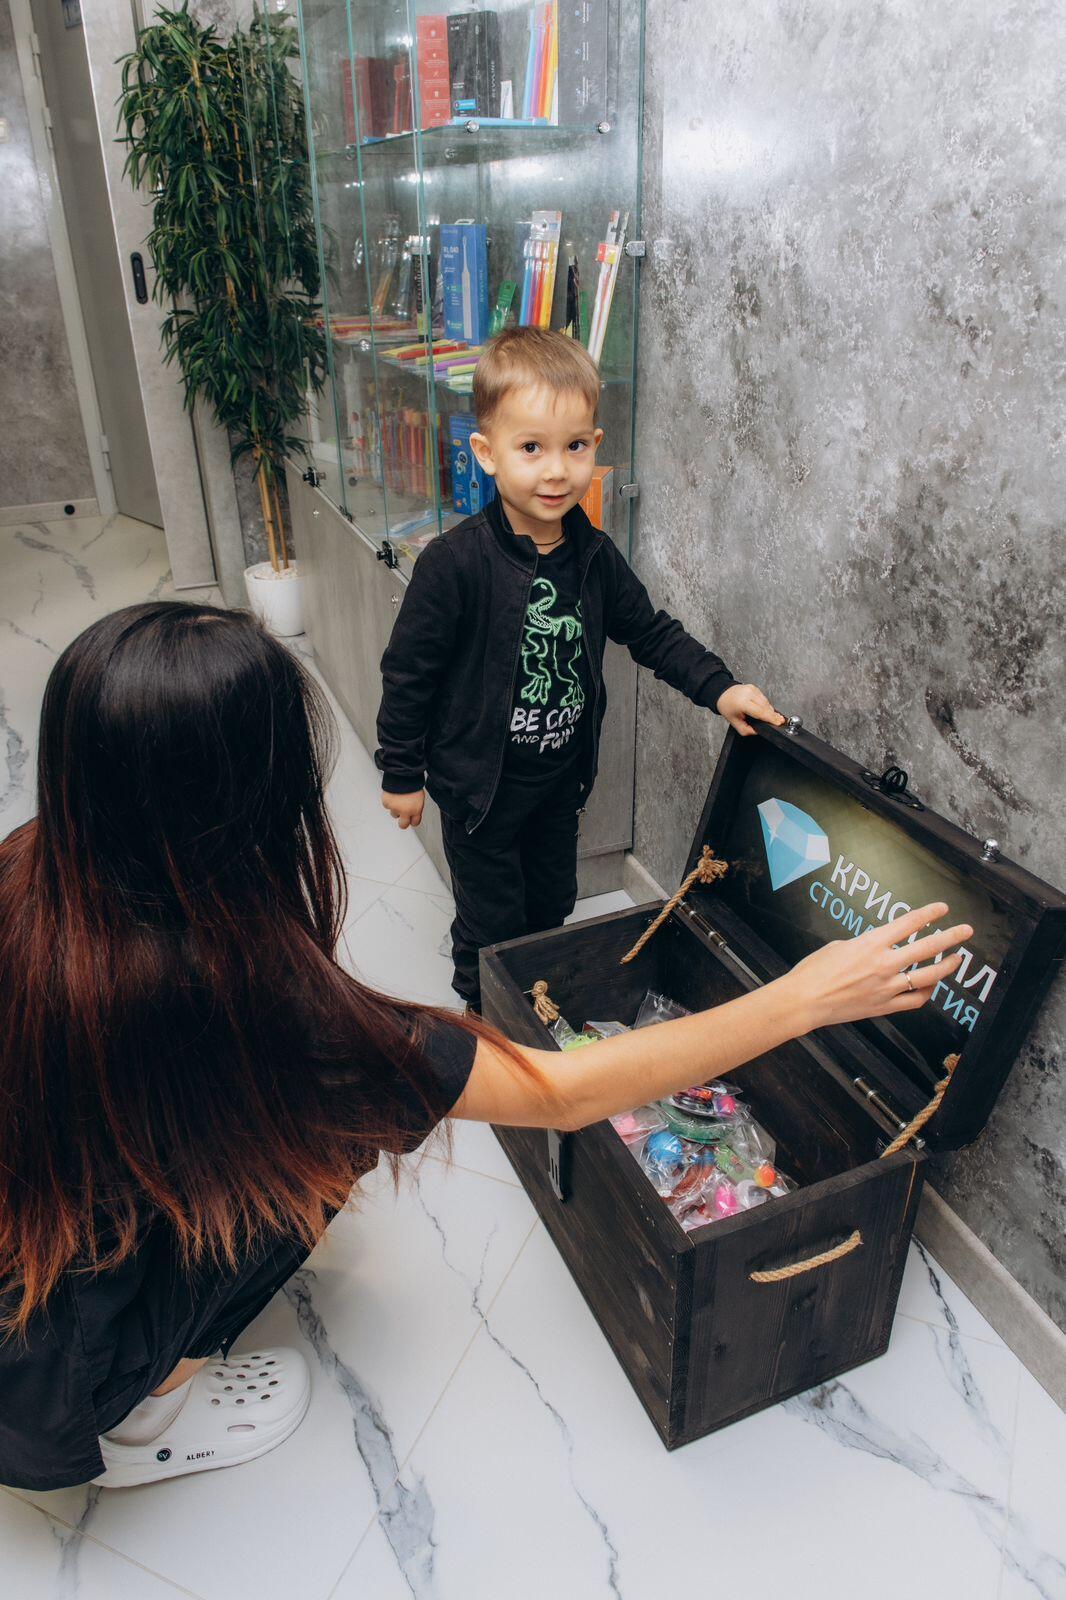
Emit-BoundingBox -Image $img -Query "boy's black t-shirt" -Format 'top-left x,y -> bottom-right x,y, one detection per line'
504,532 -> 590,780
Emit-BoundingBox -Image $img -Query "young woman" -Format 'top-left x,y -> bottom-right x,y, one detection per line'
0,602 -> 969,1491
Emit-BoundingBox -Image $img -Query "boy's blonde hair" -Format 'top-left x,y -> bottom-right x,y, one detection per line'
473,327 -> 601,428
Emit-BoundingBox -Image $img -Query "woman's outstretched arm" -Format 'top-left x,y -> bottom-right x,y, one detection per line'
452,903 -> 970,1131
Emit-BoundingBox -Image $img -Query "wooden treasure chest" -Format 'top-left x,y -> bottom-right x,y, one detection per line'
480,719 -> 1066,1448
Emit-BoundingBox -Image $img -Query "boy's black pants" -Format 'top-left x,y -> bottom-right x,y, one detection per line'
441,772 -> 583,1008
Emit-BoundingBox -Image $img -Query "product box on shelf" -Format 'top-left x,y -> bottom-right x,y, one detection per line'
440,223 -> 490,344
448,9 -> 501,118
578,463 -> 613,533
342,56 -> 392,143
388,49 -> 412,136
416,15 -> 451,127
557,0 -> 611,126
449,413 -> 495,515
480,719 -> 1066,1448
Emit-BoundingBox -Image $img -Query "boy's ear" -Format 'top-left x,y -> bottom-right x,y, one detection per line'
469,431 -> 496,476
592,426 -> 605,451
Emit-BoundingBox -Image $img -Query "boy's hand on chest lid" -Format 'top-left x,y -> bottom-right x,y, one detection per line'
716,683 -> 786,737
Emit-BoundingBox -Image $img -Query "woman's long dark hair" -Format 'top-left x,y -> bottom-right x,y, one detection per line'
0,602 -> 513,1335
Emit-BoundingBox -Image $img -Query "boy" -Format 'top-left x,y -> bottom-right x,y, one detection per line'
377,327 -> 782,1011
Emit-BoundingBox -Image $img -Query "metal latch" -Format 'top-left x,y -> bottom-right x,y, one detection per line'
860,764 -> 925,812
619,482 -> 639,501
624,239 -> 646,258
546,1129 -> 570,1202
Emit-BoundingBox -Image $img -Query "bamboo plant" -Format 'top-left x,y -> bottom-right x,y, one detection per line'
118,3 -> 327,571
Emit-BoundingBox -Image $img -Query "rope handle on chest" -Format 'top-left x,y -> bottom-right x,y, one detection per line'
619,846 -> 728,965
879,1052 -> 960,1158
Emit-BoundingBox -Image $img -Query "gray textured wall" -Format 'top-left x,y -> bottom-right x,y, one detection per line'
0,0 -> 93,509
631,0 -> 1065,1327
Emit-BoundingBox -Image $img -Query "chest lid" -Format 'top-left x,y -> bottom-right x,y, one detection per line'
683,719 -> 1066,1151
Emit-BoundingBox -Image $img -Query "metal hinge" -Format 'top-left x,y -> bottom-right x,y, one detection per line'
619,481 -> 639,501
624,239 -> 646,258
99,434 -> 112,471
376,540 -> 399,570
302,466 -> 321,488
29,29 -> 43,77
679,903 -> 764,988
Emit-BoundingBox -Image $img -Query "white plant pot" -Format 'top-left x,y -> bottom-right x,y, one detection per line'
244,561 -> 304,637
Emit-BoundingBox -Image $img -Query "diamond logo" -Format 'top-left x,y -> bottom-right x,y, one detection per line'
757,798 -> 830,892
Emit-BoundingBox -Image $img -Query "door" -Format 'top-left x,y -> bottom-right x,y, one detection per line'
29,0 -> 162,527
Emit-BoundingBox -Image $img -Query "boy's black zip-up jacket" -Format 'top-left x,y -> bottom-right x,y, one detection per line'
375,497 -> 735,832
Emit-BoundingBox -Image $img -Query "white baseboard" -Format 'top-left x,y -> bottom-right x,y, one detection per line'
0,498 -> 99,526
623,849 -> 1065,1412
623,852 -> 666,905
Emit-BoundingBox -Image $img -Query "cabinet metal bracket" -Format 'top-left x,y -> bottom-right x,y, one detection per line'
376,540 -> 399,570
624,239 -> 646,258
302,467 -> 321,488
546,1129 -> 570,1202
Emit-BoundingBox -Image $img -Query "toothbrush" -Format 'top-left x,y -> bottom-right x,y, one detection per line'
461,232 -> 473,341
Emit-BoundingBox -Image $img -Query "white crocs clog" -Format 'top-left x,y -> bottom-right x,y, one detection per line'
94,1348 -> 311,1488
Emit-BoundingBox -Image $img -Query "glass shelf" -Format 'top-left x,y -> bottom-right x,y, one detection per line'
315,122 -> 605,180
292,0 -> 645,565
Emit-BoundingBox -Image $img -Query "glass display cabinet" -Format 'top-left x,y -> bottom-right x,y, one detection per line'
285,0 -> 646,890
296,0 -> 644,568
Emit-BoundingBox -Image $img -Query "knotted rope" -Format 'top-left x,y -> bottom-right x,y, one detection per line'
531,979 -> 560,1025
749,1229 -> 863,1283
879,1052 -> 960,1158
620,846 -> 729,965
749,1053 -> 961,1283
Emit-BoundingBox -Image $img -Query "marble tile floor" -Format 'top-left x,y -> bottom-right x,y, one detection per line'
1,515 -> 1064,1600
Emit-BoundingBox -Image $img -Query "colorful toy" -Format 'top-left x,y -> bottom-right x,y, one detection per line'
713,1141 -> 781,1191
610,1105 -> 665,1145
603,1001 -> 796,1226
644,1131 -> 687,1172
659,1101 -> 732,1144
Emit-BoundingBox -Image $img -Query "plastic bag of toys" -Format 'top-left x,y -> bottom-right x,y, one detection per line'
636,1128 -> 702,1197
586,1020 -> 630,1040
549,1014 -> 598,1051
659,1081 -> 754,1144
630,1117 -> 796,1229
609,1104 -> 667,1145
633,990 -> 691,1029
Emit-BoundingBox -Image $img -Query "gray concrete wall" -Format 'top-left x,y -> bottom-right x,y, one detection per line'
631,0 -> 1065,1328
0,0 -> 93,509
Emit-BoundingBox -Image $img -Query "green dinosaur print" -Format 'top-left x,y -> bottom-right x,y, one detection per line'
518,577 -> 586,711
